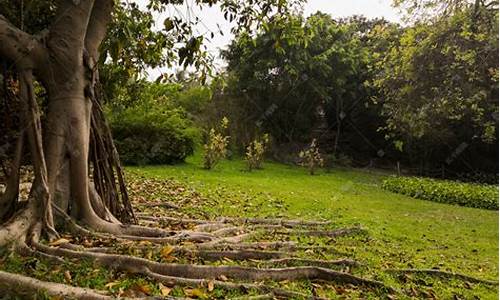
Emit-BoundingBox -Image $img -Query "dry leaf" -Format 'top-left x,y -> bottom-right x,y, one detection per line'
207,280 -> 214,292
136,284 -> 151,295
218,275 -> 228,281
104,281 -> 120,289
159,283 -> 171,296
184,288 -> 207,298
48,238 -> 71,247
63,270 -> 72,283
160,245 -> 175,259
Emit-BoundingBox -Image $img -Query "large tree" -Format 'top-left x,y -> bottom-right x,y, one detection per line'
0,0 -> 390,298
375,0 -> 498,173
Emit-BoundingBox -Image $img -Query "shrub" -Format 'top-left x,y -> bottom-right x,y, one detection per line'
245,134 -> 270,171
382,176 -> 499,210
299,139 -> 324,175
108,105 -> 199,165
203,117 -> 230,170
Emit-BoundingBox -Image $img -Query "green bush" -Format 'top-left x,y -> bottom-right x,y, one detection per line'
108,104 -> 199,166
203,117 -> 230,170
382,176 -> 498,210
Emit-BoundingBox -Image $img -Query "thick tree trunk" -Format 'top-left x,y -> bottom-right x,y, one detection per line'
0,0 -> 137,243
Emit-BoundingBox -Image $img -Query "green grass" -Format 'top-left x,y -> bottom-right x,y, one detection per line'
128,153 -> 499,299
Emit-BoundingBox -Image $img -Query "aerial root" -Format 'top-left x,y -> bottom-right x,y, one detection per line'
387,268 -> 498,285
0,270 -> 111,300
33,241 -> 391,298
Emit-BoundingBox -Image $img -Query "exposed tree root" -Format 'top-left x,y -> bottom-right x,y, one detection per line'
33,241 -> 392,296
0,270 -> 112,300
196,240 -> 342,253
0,201 -> 37,247
387,268 -> 498,285
54,204 -> 219,244
142,270 -> 331,300
180,249 -> 289,260
137,214 -> 332,229
252,258 -> 359,268
215,216 -> 332,227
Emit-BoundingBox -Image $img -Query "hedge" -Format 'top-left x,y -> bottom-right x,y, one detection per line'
382,176 -> 498,210
108,105 -> 199,165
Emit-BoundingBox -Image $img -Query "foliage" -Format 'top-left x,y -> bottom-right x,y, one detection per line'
203,117 -> 230,170
107,83 -> 200,165
98,0 -> 305,101
372,5 -> 498,162
382,176 -> 499,210
221,13 -> 379,145
299,139 -> 324,175
245,134 -> 270,171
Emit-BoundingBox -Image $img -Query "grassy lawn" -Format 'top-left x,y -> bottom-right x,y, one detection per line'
128,154 -> 499,299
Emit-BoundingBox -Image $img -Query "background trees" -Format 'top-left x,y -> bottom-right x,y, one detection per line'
373,2 -> 498,176
219,13 -> 387,161
1,0 -> 497,188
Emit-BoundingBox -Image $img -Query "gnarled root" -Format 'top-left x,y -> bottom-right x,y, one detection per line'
138,214 -> 331,229
0,270 -> 111,300
33,242 -> 391,297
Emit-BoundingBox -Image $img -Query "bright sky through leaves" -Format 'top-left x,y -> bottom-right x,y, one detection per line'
137,0 -> 401,78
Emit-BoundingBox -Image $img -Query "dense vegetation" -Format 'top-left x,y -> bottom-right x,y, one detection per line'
215,5 -> 498,178
106,83 -> 200,165
99,1 -> 498,183
382,176 -> 499,210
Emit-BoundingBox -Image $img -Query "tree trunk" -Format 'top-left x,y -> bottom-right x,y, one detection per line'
0,0 -> 136,244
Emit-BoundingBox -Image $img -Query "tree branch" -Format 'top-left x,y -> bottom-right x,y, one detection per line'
85,0 -> 114,61
48,0 -> 96,59
0,15 -> 46,69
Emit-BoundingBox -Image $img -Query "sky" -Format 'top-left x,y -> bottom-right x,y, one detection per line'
137,0 -> 402,78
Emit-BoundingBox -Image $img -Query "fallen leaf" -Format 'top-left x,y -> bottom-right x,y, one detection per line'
63,270 -> 72,283
104,281 -> 120,289
159,283 -> 171,296
49,238 -> 71,247
184,288 -> 207,298
136,284 -> 151,295
161,245 -> 175,259
218,275 -> 228,281
207,280 -> 214,292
